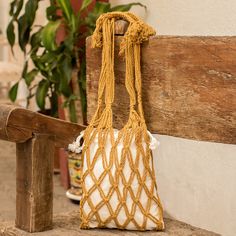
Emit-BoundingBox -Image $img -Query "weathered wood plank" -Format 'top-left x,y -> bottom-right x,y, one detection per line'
0,104 -> 85,147
86,36 -> 236,144
0,211 -> 219,236
15,134 -> 54,232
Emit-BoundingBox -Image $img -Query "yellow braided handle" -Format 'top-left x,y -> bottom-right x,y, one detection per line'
89,12 -> 156,129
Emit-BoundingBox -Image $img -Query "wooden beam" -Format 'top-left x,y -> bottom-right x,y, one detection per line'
15,134 -> 54,232
0,104 -> 18,141
86,36 -> 236,144
0,104 -> 85,147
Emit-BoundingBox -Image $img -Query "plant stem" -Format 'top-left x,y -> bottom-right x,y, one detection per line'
69,99 -> 77,123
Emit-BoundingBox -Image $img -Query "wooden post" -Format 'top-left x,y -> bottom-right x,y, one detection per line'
0,104 -> 85,232
15,134 -> 55,232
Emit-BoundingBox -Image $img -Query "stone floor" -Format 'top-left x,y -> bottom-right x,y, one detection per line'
0,140 -> 220,235
0,140 -> 76,222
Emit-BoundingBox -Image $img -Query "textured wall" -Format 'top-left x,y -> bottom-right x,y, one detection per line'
111,0 -> 236,36
109,1 -> 236,236
0,0 -> 49,109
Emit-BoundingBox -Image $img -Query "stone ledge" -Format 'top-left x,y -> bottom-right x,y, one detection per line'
0,211 -> 219,236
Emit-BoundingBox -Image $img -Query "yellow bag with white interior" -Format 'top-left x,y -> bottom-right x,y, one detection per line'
69,12 -> 164,231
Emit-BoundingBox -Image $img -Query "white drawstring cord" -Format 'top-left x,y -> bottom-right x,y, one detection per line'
68,130 -> 84,153
68,130 -> 159,152
147,131 -> 160,150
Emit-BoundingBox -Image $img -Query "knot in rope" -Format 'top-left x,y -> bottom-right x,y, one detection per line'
91,12 -> 156,55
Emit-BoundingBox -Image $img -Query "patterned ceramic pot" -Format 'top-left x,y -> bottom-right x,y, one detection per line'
66,151 -> 82,201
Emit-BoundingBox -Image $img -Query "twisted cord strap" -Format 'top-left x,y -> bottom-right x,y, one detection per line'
88,12 -> 156,130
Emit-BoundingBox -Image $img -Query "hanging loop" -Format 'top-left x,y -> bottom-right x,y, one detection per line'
89,12 -> 156,129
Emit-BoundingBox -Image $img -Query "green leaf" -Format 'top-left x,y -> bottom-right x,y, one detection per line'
40,51 -> 57,64
64,32 -> 74,51
14,0 -> 24,18
36,80 -> 50,110
59,78 -> 71,97
85,2 -> 111,32
21,61 -> 28,78
80,0 -> 93,12
56,0 -> 73,22
9,0 -> 17,16
41,20 -> 61,51
14,0 -> 37,52
68,99 -> 77,123
25,0 -> 38,26
110,2 -> 146,12
6,20 -> 15,48
46,5 -> 59,21
71,14 -> 77,33
51,68 -> 60,83
9,0 -> 24,18
30,28 -> 42,49
8,82 -> 19,102
24,69 -> 38,86
49,90 -> 58,117
92,2 -> 111,15
58,56 -> 72,97
56,0 -> 77,32
60,56 -> 72,83
31,54 -> 46,72
18,15 -> 30,52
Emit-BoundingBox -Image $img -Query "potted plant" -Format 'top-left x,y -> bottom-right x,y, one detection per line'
6,0 -> 145,199
7,0 -> 145,122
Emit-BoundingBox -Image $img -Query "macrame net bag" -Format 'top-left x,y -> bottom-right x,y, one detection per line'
74,12 -> 164,230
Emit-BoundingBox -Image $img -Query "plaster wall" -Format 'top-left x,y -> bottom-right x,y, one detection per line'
110,1 -> 236,235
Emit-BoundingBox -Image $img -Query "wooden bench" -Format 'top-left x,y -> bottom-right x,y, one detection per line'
86,35 -> 236,144
0,23 -> 235,234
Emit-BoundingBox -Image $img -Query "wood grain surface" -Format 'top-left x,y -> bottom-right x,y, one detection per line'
15,134 -> 54,232
0,104 -> 85,147
86,36 -> 236,144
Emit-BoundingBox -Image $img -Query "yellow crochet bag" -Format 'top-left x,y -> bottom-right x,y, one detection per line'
79,12 -> 164,231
